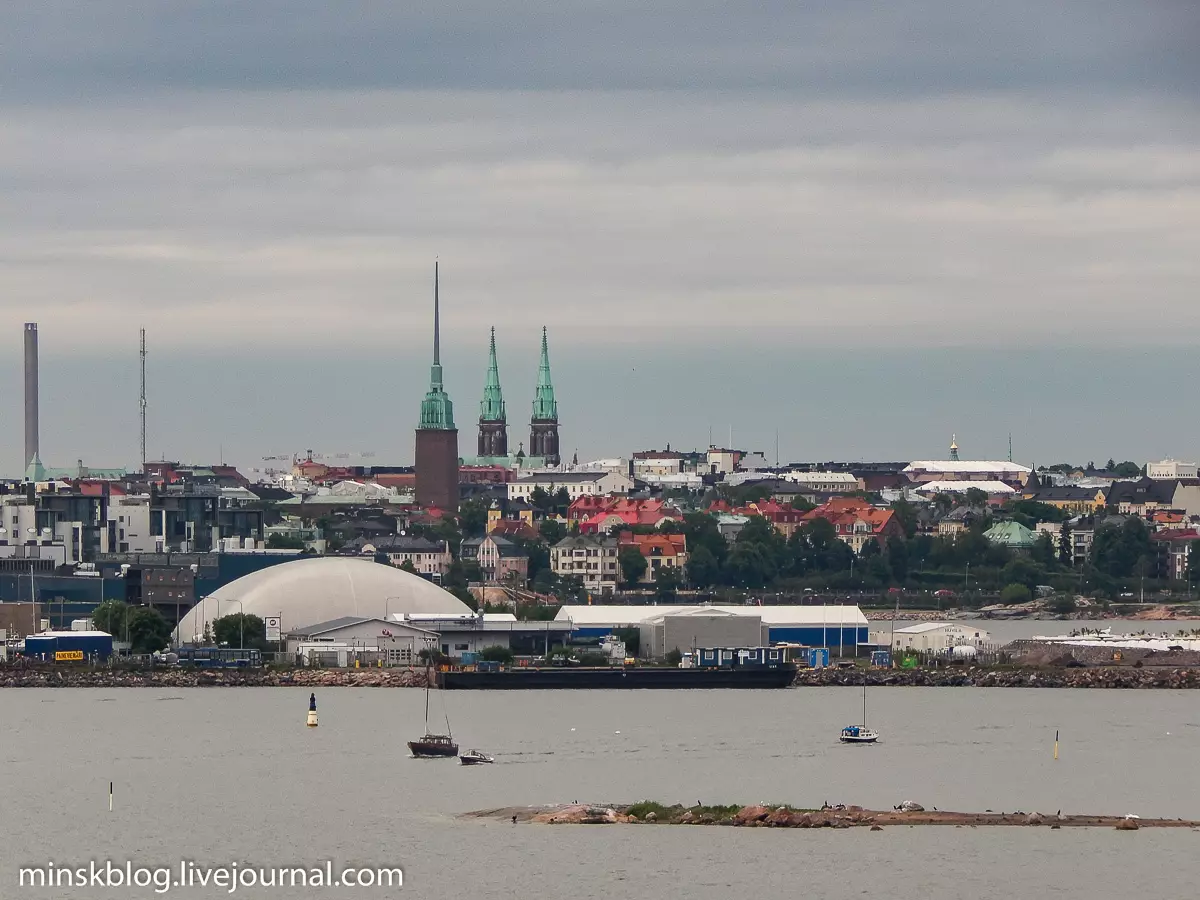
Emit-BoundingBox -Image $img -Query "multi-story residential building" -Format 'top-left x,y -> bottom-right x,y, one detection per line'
782,471 -> 864,493
570,497 -> 682,534
476,535 -> 529,584
801,498 -> 904,553
507,471 -> 633,502
616,532 -> 688,583
551,536 -> 619,594
1105,478 -> 1181,516
1148,459 -> 1198,480
360,535 -> 451,577
631,451 -> 684,480
1024,486 -> 1108,514
1151,528 -> 1198,581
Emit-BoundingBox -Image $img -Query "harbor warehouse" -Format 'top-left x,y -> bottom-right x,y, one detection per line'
555,605 -> 868,656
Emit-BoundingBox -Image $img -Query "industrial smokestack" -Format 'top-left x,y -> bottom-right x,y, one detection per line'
23,322 -> 38,470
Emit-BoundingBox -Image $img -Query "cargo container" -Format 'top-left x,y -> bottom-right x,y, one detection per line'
23,631 -> 113,660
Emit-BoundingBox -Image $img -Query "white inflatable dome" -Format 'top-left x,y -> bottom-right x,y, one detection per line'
173,556 -> 472,642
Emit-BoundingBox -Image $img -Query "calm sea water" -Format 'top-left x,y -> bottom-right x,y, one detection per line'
2,687 -> 1198,899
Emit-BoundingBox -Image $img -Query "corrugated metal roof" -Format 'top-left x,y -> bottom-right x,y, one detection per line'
553,604 -> 867,627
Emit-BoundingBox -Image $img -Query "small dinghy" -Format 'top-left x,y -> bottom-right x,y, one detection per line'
459,749 -> 495,765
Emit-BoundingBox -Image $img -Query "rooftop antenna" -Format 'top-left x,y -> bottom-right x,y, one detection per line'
775,429 -> 780,467
1008,433 -> 1013,463
139,328 -> 147,472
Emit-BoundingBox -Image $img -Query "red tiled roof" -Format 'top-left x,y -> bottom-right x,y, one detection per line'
618,532 -> 687,557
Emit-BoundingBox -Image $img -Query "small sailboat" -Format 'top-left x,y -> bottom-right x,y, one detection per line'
409,663 -> 458,758
840,683 -> 878,744
459,749 -> 495,765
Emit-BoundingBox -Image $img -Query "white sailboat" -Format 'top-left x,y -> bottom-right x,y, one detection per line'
840,683 -> 878,744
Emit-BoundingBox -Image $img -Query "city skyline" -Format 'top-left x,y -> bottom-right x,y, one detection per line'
1,2 -> 1196,470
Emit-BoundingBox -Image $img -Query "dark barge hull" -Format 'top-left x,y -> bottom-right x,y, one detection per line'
441,664 -> 797,690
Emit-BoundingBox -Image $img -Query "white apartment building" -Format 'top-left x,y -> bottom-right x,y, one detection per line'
508,471 -> 633,502
1147,459 -> 1199,479
783,471 -> 864,493
550,536 -> 619,594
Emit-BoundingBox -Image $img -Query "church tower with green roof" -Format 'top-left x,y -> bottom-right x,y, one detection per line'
528,327 -> 560,466
414,262 -> 460,509
477,327 -> 508,457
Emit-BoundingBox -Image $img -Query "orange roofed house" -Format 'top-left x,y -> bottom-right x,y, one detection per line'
706,499 -> 807,539
572,497 -> 682,534
616,532 -> 688,584
801,498 -> 904,553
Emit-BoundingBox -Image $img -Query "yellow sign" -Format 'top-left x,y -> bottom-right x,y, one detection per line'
55,650 -> 84,661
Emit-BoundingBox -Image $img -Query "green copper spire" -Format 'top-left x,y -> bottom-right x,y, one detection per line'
418,261 -> 455,430
479,327 -> 506,422
531,326 -> 557,421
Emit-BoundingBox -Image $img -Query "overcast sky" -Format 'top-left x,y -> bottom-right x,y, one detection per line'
2,2 -> 1198,473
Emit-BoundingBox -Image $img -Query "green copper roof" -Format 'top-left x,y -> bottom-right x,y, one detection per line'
531,327 -> 557,421
418,261 -> 456,430
479,327 -> 506,422
24,451 -> 45,483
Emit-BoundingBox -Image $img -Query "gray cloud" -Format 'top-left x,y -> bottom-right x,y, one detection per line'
3,2 -> 1197,96
0,2 -> 1197,466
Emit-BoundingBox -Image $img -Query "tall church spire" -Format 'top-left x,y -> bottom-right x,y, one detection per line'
415,261 -> 460,510
419,261 -> 454,430
529,327 -> 560,465
477,327 -> 508,457
479,327 -> 505,422
531,327 -> 557,421
949,434 -> 959,462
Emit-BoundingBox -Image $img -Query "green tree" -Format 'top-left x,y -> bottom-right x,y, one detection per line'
1030,533 -> 1056,568
724,542 -> 772,588
265,533 -> 306,550
212,613 -> 267,650
1001,557 -> 1040,590
90,599 -> 129,638
999,583 -> 1033,605
1111,461 -> 1141,478
963,488 -> 989,508
653,565 -> 681,602
886,538 -> 909,583
1058,521 -> 1073,566
457,499 -> 488,538
127,606 -> 172,654
529,487 -> 553,513
478,645 -> 514,663
686,544 -> 721,588
539,519 -> 567,544
1091,517 -> 1152,578
890,499 -> 918,538
1048,594 -> 1078,614
619,547 -> 648,586
399,559 -> 418,574
552,487 -> 571,516
665,648 -> 683,667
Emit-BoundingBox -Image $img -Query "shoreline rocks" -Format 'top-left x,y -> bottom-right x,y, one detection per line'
467,804 -> 1198,829
0,666 -> 430,689
793,666 -> 1200,688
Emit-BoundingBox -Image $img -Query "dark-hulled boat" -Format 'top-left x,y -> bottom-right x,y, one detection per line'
408,733 -> 459,758
409,663 -> 458,757
442,663 -> 797,690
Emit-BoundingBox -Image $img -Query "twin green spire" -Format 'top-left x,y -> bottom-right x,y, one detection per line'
477,326 -> 556,423
418,261 -> 456,430
479,327 -> 506,422
531,326 -> 557,421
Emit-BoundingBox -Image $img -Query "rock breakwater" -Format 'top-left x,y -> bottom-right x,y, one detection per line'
0,667 -> 430,688
468,803 -> 1199,830
794,666 -> 1200,688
